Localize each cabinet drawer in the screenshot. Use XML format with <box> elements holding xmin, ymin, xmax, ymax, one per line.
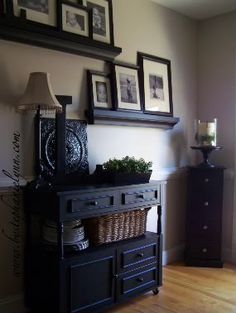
<box><xmin>65</xmin><ymin>191</ymin><xmax>116</xmax><ymax>217</ymax></box>
<box><xmin>189</xmin><ymin>171</ymin><xmax>222</xmax><ymax>190</ymax></box>
<box><xmin>121</xmin><ymin>243</ymin><xmax>157</xmax><ymax>270</ymax></box>
<box><xmin>187</xmin><ymin>219</ymin><xmax>221</xmax><ymax>241</ymax></box>
<box><xmin>121</xmin><ymin>187</ymin><xmax>159</xmax><ymax>209</ymax></box>
<box><xmin>186</xmin><ymin>242</ymin><xmax>221</xmax><ymax>260</ymax></box>
<box><xmin>118</xmin><ymin>265</ymin><xmax>157</xmax><ymax>299</ymax></box>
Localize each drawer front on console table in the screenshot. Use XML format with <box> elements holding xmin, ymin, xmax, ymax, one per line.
<box><xmin>121</xmin><ymin>186</ymin><xmax>159</xmax><ymax>210</ymax></box>
<box><xmin>63</xmin><ymin>191</ymin><xmax>118</xmax><ymax>219</ymax></box>
<box><xmin>117</xmin><ymin>264</ymin><xmax>158</xmax><ymax>301</ymax></box>
<box><xmin>117</xmin><ymin>233</ymin><xmax>159</xmax><ymax>274</ymax></box>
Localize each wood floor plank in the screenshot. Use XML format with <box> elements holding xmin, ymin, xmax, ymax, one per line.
<box><xmin>107</xmin><ymin>263</ymin><xmax>236</xmax><ymax>313</ymax></box>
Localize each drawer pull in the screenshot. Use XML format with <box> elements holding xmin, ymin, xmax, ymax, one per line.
<box><xmin>204</xmin><ymin>201</ymin><xmax>209</xmax><ymax>206</ymax></box>
<box><xmin>89</xmin><ymin>201</ymin><xmax>98</xmax><ymax>206</ymax></box>
<box><xmin>204</xmin><ymin>178</ymin><xmax>209</xmax><ymax>183</ymax></box>
<box><xmin>202</xmin><ymin>248</ymin><xmax>208</xmax><ymax>253</ymax></box>
<box><xmin>203</xmin><ymin>225</ymin><xmax>208</xmax><ymax>230</ymax></box>
<box><xmin>137</xmin><ymin>277</ymin><xmax>144</xmax><ymax>283</ymax></box>
<box><xmin>137</xmin><ymin>194</ymin><xmax>145</xmax><ymax>199</ymax></box>
<box><xmin>137</xmin><ymin>252</ymin><xmax>144</xmax><ymax>258</ymax></box>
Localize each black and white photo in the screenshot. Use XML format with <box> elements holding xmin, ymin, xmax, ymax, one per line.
<box><xmin>66</xmin><ymin>10</ymin><xmax>84</xmax><ymax>30</ymax></box>
<box><xmin>138</xmin><ymin>52</ymin><xmax>173</xmax><ymax>116</ymax></box>
<box><xmin>112</xmin><ymin>63</ymin><xmax>141</xmax><ymax>111</ymax></box>
<box><xmin>119</xmin><ymin>73</ymin><xmax>137</xmax><ymax>104</ymax></box>
<box><xmin>149</xmin><ymin>74</ymin><xmax>164</xmax><ymax>100</ymax></box>
<box><xmin>87</xmin><ymin>70</ymin><xmax>112</xmax><ymax>109</ymax></box>
<box><xmin>62</xmin><ymin>3</ymin><xmax>90</xmax><ymax>37</ymax></box>
<box><xmin>96</xmin><ymin>81</ymin><xmax>108</xmax><ymax>103</ymax></box>
<box><xmin>13</xmin><ymin>0</ymin><xmax>56</xmax><ymax>25</ymax></box>
<box><xmin>87</xmin><ymin>2</ymin><xmax>106</xmax><ymax>36</ymax></box>
<box><xmin>82</xmin><ymin>0</ymin><xmax>112</xmax><ymax>43</ymax></box>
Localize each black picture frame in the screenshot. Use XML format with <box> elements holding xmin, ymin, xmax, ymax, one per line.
<box><xmin>79</xmin><ymin>0</ymin><xmax>114</xmax><ymax>45</ymax></box>
<box><xmin>137</xmin><ymin>52</ymin><xmax>173</xmax><ymax>117</ymax></box>
<box><xmin>111</xmin><ymin>61</ymin><xmax>141</xmax><ymax>112</ymax></box>
<box><xmin>87</xmin><ymin>70</ymin><xmax>112</xmax><ymax>109</ymax></box>
<box><xmin>11</xmin><ymin>0</ymin><xmax>57</xmax><ymax>26</ymax></box>
<box><xmin>59</xmin><ymin>1</ymin><xmax>92</xmax><ymax>38</ymax></box>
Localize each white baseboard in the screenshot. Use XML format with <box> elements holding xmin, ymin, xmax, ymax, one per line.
<box><xmin>163</xmin><ymin>244</ymin><xmax>185</xmax><ymax>265</ymax></box>
<box><xmin>0</xmin><ymin>294</ymin><xmax>25</xmax><ymax>313</ymax></box>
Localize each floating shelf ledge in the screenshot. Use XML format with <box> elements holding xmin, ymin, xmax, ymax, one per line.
<box><xmin>86</xmin><ymin>109</ymin><xmax>179</xmax><ymax>129</ymax></box>
<box><xmin>0</xmin><ymin>18</ymin><xmax>122</xmax><ymax>61</ymax></box>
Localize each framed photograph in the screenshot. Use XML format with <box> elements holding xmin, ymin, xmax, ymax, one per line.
<box><xmin>12</xmin><ymin>0</ymin><xmax>57</xmax><ymax>26</ymax></box>
<box><xmin>61</xmin><ymin>2</ymin><xmax>92</xmax><ymax>37</ymax></box>
<box><xmin>111</xmin><ymin>62</ymin><xmax>141</xmax><ymax>111</ymax></box>
<box><xmin>137</xmin><ymin>52</ymin><xmax>173</xmax><ymax>116</ymax></box>
<box><xmin>87</xmin><ymin>70</ymin><xmax>112</xmax><ymax>109</ymax></box>
<box><xmin>81</xmin><ymin>0</ymin><xmax>113</xmax><ymax>44</ymax></box>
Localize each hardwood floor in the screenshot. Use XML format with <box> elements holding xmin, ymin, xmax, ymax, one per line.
<box><xmin>108</xmin><ymin>263</ymin><xmax>236</xmax><ymax>313</ymax></box>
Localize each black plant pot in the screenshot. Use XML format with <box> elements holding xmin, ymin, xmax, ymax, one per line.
<box><xmin>93</xmin><ymin>166</ymin><xmax>152</xmax><ymax>185</ymax></box>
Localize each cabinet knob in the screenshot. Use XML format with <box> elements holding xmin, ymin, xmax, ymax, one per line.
<box><xmin>89</xmin><ymin>201</ymin><xmax>98</xmax><ymax>206</ymax></box>
<box><xmin>204</xmin><ymin>201</ymin><xmax>209</xmax><ymax>206</ymax></box>
<box><xmin>137</xmin><ymin>252</ymin><xmax>144</xmax><ymax>258</ymax></box>
<box><xmin>204</xmin><ymin>178</ymin><xmax>209</xmax><ymax>183</ymax></box>
<box><xmin>137</xmin><ymin>194</ymin><xmax>145</xmax><ymax>199</ymax></box>
<box><xmin>203</xmin><ymin>225</ymin><xmax>208</xmax><ymax>230</ymax></box>
<box><xmin>137</xmin><ymin>277</ymin><xmax>144</xmax><ymax>283</ymax></box>
<box><xmin>202</xmin><ymin>248</ymin><xmax>208</xmax><ymax>253</ymax></box>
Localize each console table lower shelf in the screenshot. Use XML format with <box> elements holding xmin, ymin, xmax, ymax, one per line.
<box><xmin>26</xmin><ymin>232</ymin><xmax>162</xmax><ymax>313</ymax></box>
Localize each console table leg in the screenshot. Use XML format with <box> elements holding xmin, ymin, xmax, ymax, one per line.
<box><xmin>152</xmin><ymin>288</ymin><xmax>159</xmax><ymax>295</ymax></box>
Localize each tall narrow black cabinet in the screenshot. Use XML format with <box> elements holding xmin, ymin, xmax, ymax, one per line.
<box><xmin>185</xmin><ymin>166</ymin><xmax>225</xmax><ymax>267</ymax></box>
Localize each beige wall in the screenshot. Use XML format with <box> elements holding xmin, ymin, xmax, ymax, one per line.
<box><xmin>0</xmin><ymin>0</ymin><xmax>197</xmax><ymax>309</ymax></box>
<box><xmin>197</xmin><ymin>12</ymin><xmax>236</xmax><ymax>258</ymax></box>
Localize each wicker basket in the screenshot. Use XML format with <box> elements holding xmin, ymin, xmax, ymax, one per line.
<box><xmin>84</xmin><ymin>208</ymin><xmax>150</xmax><ymax>246</ymax></box>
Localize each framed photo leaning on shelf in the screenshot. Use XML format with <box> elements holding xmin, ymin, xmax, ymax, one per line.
<box><xmin>137</xmin><ymin>52</ymin><xmax>173</xmax><ymax>116</ymax></box>
<box><xmin>111</xmin><ymin>62</ymin><xmax>141</xmax><ymax>111</ymax></box>
<box><xmin>80</xmin><ymin>0</ymin><xmax>114</xmax><ymax>44</ymax></box>
<box><xmin>12</xmin><ymin>0</ymin><xmax>57</xmax><ymax>25</ymax></box>
<box><xmin>87</xmin><ymin>70</ymin><xmax>112</xmax><ymax>109</ymax></box>
<box><xmin>61</xmin><ymin>1</ymin><xmax>92</xmax><ymax>37</ymax></box>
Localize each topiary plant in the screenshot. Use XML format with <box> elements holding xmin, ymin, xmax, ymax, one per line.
<box><xmin>102</xmin><ymin>156</ymin><xmax>152</xmax><ymax>174</ymax></box>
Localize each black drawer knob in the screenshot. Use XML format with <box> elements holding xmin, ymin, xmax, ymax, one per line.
<box><xmin>204</xmin><ymin>178</ymin><xmax>209</xmax><ymax>183</ymax></box>
<box><xmin>89</xmin><ymin>201</ymin><xmax>98</xmax><ymax>206</ymax></box>
<box><xmin>203</xmin><ymin>225</ymin><xmax>208</xmax><ymax>230</ymax></box>
<box><xmin>202</xmin><ymin>248</ymin><xmax>208</xmax><ymax>253</ymax></box>
<box><xmin>137</xmin><ymin>277</ymin><xmax>144</xmax><ymax>283</ymax></box>
<box><xmin>204</xmin><ymin>201</ymin><xmax>209</xmax><ymax>206</ymax></box>
<box><xmin>137</xmin><ymin>194</ymin><xmax>145</xmax><ymax>199</ymax></box>
<box><xmin>137</xmin><ymin>252</ymin><xmax>144</xmax><ymax>257</ymax></box>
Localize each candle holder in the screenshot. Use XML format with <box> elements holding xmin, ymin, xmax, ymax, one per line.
<box><xmin>191</xmin><ymin>145</ymin><xmax>221</xmax><ymax>167</ymax></box>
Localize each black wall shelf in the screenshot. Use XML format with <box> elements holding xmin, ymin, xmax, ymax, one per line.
<box><xmin>0</xmin><ymin>18</ymin><xmax>122</xmax><ymax>61</ymax></box>
<box><xmin>86</xmin><ymin>108</ymin><xmax>179</xmax><ymax>129</ymax></box>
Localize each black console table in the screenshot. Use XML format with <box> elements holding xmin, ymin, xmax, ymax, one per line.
<box><xmin>24</xmin><ymin>181</ymin><xmax>163</xmax><ymax>313</ymax></box>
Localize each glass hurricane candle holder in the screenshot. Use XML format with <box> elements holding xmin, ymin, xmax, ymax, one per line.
<box><xmin>195</xmin><ymin>118</ymin><xmax>217</xmax><ymax>146</ymax></box>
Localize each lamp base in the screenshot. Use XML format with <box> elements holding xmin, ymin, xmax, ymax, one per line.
<box><xmin>191</xmin><ymin>145</ymin><xmax>222</xmax><ymax>168</ymax></box>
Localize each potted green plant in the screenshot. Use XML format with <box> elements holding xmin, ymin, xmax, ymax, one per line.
<box><xmin>94</xmin><ymin>156</ymin><xmax>153</xmax><ymax>185</ymax></box>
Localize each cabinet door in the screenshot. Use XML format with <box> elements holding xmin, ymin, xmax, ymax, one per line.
<box><xmin>63</xmin><ymin>249</ymin><xmax>116</xmax><ymax>313</ymax></box>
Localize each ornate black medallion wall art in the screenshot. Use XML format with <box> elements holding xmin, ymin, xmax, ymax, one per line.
<box><xmin>41</xmin><ymin>118</ymin><xmax>89</xmax><ymax>179</ymax></box>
